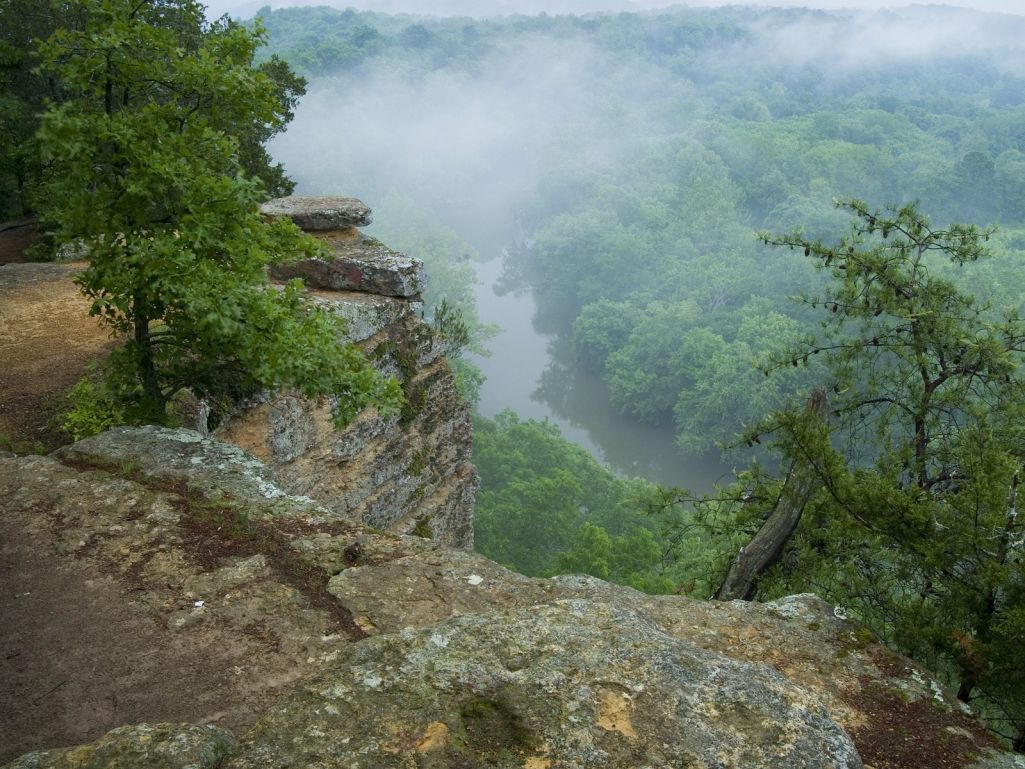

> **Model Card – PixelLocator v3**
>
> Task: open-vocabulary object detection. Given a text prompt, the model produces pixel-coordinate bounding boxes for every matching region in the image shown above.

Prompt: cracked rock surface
[2,428,1020,769]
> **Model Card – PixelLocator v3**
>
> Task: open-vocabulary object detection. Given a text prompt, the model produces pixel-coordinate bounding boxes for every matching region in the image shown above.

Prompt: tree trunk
[132,294,163,415]
[713,390,829,601]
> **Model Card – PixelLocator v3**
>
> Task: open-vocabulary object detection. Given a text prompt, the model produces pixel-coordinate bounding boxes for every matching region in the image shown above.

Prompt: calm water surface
[469,256,733,492]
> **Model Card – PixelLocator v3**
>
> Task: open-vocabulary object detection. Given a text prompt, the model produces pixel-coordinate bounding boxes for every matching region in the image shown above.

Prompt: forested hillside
[4,0,1025,756]
[252,3,1025,747]
[259,3,1025,448]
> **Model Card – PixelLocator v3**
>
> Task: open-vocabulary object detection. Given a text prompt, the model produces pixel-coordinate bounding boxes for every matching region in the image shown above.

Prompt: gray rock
[225,600,862,769]
[971,750,1025,769]
[271,237,425,298]
[2,431,1018,767]
[2,723,236,769]
[266,395,316,463]
[54,426,327,521]
[312,290,413,343]
[260,196,372,230]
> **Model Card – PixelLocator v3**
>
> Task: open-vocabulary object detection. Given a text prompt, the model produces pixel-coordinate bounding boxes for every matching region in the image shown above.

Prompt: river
[469,255,733,492]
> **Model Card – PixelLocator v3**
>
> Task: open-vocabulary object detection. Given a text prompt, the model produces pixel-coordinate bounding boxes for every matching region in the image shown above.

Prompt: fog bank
[208,0,1024,23]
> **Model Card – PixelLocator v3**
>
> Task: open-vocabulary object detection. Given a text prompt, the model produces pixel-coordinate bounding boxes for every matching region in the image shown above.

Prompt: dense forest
[3,0,1024,749]
[259,3,1025,445]
[253,5,1025,746]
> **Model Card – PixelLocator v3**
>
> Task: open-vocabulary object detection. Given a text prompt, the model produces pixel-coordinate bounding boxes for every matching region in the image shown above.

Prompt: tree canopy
[706,200,1025,748]
[35,0,401,427]
[0,0,305,219]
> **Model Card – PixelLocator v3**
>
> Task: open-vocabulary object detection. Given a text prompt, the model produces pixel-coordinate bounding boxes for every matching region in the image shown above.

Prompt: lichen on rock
[224,600,862,769]
[3,724,236,769]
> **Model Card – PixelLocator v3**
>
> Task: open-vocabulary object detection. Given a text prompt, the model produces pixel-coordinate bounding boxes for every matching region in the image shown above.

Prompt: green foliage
[254,3,1025,454]
[724,200,1025,746]
[0,0,305,220]
[0,0,60,219]
[0,432,46,456]
[34,0,401,426]
[432,298,472,358]
[61,370,130,441]
[473,410,715,594]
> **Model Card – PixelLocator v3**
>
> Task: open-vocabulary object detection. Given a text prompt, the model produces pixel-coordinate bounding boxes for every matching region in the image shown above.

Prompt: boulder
[259,196,372,230]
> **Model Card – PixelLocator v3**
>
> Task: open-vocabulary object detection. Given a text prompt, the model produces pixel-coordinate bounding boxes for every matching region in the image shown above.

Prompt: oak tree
[37,0,401,426]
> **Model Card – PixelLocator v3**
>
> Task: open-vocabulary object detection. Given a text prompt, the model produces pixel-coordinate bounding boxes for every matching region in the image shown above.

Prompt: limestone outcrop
[260,195,373,230]
[2,427,1019,769]
[213,197,476,549]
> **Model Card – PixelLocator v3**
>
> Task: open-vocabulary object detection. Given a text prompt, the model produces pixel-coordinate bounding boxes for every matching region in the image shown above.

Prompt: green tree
[36,0,401,425]
[720,200,1025,748]
[0,0,61,218]
[0,0,303,219]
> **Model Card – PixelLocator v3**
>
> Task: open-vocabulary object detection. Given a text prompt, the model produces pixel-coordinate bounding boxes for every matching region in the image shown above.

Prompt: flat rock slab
[2,428,1018,769]
[54,426,327,520]
[0,453,344,765]
[260,196,372,230]
[271,237,425,298]
[225,600,861,769]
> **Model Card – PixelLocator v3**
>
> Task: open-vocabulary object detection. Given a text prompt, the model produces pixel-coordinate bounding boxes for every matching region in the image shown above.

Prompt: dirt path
[0,226,331,762]
[0,253,113,451]
[0,475,317,763]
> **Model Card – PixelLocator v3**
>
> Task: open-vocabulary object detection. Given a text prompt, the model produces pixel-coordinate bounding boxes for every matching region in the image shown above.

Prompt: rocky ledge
[260,195,373,231]
[2,428,1021,769]
[215,197,474,549]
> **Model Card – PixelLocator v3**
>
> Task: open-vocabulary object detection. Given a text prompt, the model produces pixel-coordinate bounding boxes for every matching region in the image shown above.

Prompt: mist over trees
[4,0,1023,750]
[253,3,1025,746]
[262,2,1025,451]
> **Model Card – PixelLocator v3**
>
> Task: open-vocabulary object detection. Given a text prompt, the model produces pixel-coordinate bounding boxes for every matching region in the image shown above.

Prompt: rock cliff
[2,199,1022,767]
[2,427,1021,769]
[197,197,476,549]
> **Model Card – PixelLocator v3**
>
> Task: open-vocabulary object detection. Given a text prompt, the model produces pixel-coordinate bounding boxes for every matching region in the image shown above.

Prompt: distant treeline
[258,2,1025,452]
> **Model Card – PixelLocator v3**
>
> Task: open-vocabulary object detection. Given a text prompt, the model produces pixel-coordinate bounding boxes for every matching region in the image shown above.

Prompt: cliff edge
[1,426,1020,768]
[1,200,1021,767]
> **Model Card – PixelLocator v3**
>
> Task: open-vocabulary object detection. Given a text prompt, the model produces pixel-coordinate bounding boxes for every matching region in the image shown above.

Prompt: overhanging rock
[262,196,425,299]
[216,197,476,549]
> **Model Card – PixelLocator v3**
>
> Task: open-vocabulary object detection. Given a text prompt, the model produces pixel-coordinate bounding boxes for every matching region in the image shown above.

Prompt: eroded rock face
[270,238,426,298]
[215,197,475,549]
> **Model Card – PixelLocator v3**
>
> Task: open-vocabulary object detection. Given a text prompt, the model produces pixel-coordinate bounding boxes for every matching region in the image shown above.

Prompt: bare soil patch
[0,231,337,763]
[0,505,306,763]
[0,253,113,451]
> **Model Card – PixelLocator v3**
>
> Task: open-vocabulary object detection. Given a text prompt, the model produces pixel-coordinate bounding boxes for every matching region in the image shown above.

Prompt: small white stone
[467,574,484,586]
[362,673,383,690]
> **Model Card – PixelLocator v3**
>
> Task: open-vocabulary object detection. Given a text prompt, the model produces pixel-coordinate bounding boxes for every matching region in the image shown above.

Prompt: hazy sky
[207,0,1025,21]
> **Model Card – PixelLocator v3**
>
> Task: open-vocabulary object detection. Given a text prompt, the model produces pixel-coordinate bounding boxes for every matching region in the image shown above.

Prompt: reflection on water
[469,256,734,492]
